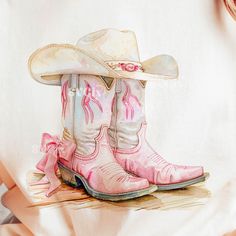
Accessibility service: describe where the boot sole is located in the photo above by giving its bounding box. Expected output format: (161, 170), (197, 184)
(156, 172), (209, 190)
(58, 162), (158, 201)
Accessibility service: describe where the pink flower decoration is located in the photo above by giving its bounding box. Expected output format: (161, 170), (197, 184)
(119, 63), (139, 72)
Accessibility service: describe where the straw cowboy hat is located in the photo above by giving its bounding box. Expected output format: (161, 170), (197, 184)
(28, 28), (179, 85)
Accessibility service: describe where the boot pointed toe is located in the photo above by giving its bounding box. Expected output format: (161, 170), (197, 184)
(123, 176), (149, 192)
(183, 165), (204, 180)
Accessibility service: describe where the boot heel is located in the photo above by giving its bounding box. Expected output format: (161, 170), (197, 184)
(59, 163), (83, 188)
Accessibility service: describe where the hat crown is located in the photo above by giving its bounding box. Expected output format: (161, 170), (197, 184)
(76, 29), (140, 62)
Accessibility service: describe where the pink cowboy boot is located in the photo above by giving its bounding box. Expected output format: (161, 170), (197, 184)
(59, 75), (158, 200)
(29, 28), (207, 197)
(109, 79), (208, 190)
(40, 74), (156, 200)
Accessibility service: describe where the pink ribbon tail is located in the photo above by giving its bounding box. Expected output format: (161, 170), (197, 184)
(34, 133), (76, 197)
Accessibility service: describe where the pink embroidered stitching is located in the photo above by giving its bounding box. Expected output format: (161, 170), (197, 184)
(81, 80), (103, 124)
(61, 80), (69, 118)
(74, 125), (112, 160)
(122, 81), (141, 120)
(118, 63), (141, 72)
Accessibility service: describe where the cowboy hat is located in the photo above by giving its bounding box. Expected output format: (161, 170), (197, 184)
(28, 28), (179, 85)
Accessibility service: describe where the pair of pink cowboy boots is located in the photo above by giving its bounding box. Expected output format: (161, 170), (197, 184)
(29, 29), (208, 201)
(35, 74), (206, 201)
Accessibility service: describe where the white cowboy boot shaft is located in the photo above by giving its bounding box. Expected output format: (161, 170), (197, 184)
(58, 75), (156, 200)
(61, 74), (78, 141)
(109, 79), (206, 189)
(109, 79), (146, 149)
(75, 75), (114, 155)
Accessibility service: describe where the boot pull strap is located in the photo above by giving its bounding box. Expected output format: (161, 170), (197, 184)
(70, 74), (78, 91)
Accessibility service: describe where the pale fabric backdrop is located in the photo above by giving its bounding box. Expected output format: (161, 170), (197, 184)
(1, 0), (236, 235)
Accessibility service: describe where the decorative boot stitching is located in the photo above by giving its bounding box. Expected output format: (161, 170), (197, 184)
(99, 162), (128, 181)
(81, 80), (103, 124)
(74, 125), (112, 160)
(122, 81), (141, 120)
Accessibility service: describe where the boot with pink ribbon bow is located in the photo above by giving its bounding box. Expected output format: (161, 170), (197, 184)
(28, 29), (208, 201)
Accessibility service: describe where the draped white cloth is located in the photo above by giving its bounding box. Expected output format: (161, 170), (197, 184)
(1, 0), (236, 235)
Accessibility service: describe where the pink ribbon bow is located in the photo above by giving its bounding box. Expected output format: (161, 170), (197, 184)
(35, 133), (76, 197)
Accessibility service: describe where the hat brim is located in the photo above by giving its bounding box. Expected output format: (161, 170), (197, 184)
(28, 44), (178, 85)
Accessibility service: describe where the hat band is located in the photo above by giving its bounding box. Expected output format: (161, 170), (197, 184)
(106, 61), (143, 72)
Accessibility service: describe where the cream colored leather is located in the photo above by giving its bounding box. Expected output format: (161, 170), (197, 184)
(73, 75), (115, 155)
(109, 79), (146, 149)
